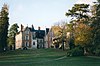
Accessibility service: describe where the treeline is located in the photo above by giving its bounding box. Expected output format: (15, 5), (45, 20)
(52, 0), (100, 56)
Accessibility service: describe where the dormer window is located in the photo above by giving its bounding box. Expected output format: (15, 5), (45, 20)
(25, 31), (29, 34)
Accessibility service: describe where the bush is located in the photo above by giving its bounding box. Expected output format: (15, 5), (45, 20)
(23, 47), (27, 50)
(95, 49), (100, 56)
(93, 45), (100, 56)
(66, 47), (84, 57)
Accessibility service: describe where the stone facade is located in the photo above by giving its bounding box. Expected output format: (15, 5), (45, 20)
(15, 24), (54, 49)
(15, 25), (45, 49)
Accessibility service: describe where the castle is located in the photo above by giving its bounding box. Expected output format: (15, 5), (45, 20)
(15, 24), (53, 49)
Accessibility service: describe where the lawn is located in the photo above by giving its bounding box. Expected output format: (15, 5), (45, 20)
(0, 49), (100, 66)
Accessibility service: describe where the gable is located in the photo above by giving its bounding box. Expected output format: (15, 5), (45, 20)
(24, 27), (31, 34)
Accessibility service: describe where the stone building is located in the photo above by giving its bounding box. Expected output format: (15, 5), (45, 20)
(15, 24), (46, 49)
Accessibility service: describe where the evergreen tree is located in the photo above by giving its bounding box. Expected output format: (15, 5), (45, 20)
(8, 23), (19, 50)
(0, 4), (9, 52)
(91, 0), (100, 55)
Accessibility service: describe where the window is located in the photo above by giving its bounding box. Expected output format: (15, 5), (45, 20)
(33, 32), (36, 39)
(37, 39), (43, 43)
(25, 36), (29, 40)
(40, 40), (43, 43)
(25, 31), (29, 34)
(27, 31), (29, 34)
(25, 42), (29, 47)
(33, 42), (35, 45)
(25, 42), (27, 46)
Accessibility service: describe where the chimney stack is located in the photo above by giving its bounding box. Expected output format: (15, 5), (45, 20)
(46, 28), (49, 34)
(32, 24), (34, 28)
(38, 26), (40, 30)
(31, 24), (34, 30)
(21, 24), (24, 31)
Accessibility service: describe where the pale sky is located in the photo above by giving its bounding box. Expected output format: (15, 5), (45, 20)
(0, 0), (96, 30)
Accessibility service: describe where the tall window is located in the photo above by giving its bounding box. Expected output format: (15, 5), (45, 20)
(40, 40), (43, 43)
(25, 42), (29, 47)
(33, 32), (36, 39)
(33, 42), (35, 45)
(25, 36), (29, 40)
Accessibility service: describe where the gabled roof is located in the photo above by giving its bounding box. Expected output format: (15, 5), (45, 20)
(19, 26), (45, 38)
(23, 26), (35, 32)
(24, 26), (45, 38)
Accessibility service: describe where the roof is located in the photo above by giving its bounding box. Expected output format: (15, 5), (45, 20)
(24, 26), (45, 38)
(35, 30), (45, 38)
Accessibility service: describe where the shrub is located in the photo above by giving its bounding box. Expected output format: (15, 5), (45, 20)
(95, 49), (100, 56)
(66, 47), (84, 57)
(23, 47), (27, 50)
(93, 45), (100, 56)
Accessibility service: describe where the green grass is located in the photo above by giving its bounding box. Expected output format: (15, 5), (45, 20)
(0, 49), (100, 66)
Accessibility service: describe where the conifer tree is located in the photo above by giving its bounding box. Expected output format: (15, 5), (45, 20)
(91, 0), (100, 54)
(0, 4), (9, 52)
(8, 23), (19, 50)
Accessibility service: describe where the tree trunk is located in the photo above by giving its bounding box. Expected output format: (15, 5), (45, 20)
(84, 47), (87, 55)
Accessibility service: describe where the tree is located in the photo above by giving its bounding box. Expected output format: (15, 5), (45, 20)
(75, 22), (93, 54)
(52, 21), (68, 50)
(66, 23), (75, 50)
(91, 0), (100, 55)
(8, 23), (19, 50)
(0, 4), (9, 52)
(66, 4), (90, 19)
(65, 4), (93, 54)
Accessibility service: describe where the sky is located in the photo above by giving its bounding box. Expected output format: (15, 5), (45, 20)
(0, 0), (97, 30)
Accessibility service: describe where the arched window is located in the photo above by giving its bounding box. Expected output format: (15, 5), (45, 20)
(33, 42), (35, 45)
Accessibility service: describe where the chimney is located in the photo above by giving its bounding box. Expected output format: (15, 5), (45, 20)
(38, 26), (40, 30)
(21, 24), (24, 31)
(32, 24), (34, 28)
(31, 24), (34, 30)
(46, 28), (49, 34)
